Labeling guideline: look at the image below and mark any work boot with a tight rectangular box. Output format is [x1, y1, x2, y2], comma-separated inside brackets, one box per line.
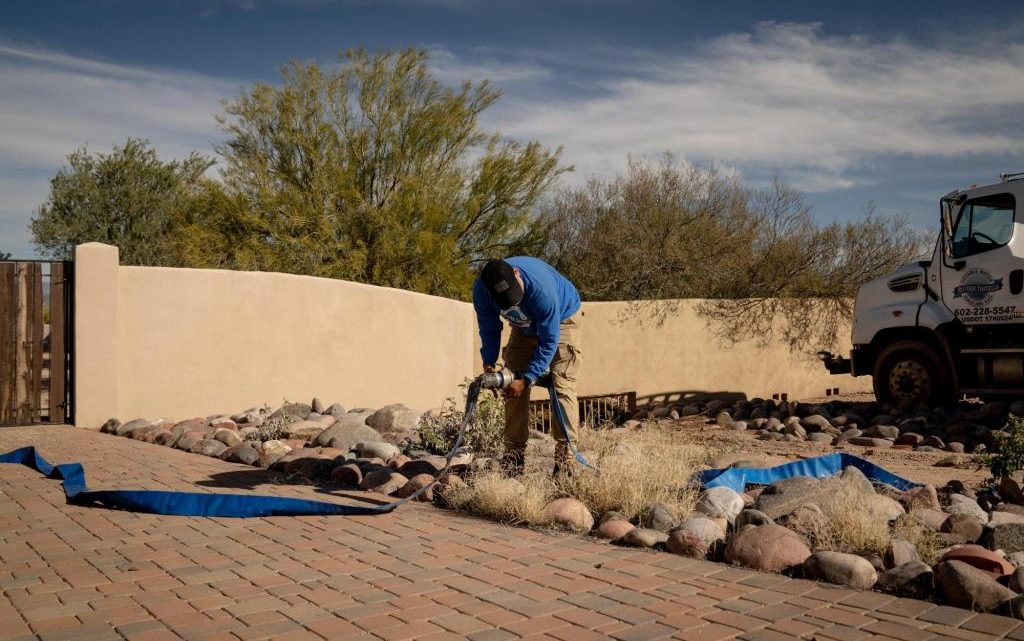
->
[499, 450, 525, 477]
[552, 441, 574, 479]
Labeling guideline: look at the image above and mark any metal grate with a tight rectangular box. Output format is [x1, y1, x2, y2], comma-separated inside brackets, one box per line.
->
[529, 391, 636, 432]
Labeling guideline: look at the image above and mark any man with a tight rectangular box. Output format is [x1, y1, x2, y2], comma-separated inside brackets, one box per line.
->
[473, 257, 582, 476]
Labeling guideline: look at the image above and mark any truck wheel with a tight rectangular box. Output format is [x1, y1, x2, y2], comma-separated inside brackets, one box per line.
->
[873, 340, 951, 406]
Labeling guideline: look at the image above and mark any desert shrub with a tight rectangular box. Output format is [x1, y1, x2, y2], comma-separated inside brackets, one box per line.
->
[443, 472, 551, 525]
[246, 423, 282, 442]
[416, 385, 505, 457]
[445, 426, 715, 527]
[556, 428, 711, 522]
[976, 415, 1024, 479]
[800, 483, 892, 556]
[892, 515, 942, 565]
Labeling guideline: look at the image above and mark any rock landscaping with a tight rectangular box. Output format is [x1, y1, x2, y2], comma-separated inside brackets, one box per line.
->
[98, 393, 1024, 620]
[98, 399, 471, 505]
[642, 396, 1024, 456]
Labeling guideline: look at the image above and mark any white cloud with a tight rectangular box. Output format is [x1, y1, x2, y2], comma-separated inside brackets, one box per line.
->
[5, 23, 1024, 253]
[427, 47, 553, 85]
[0, 42, 235, 255]
[488, 23, 1024, 191]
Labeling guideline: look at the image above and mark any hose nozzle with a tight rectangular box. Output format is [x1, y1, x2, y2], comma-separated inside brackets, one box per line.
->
[479, 367, 516, 389]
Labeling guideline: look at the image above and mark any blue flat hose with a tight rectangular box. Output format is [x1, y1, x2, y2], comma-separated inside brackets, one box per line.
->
[697, 451, 922, 493]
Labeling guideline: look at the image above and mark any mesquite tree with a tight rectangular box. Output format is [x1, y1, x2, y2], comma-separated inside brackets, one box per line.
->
[204, 47, 565, 298]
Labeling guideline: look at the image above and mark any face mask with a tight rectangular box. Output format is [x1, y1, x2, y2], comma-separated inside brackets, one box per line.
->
[500, 305, 532, 328]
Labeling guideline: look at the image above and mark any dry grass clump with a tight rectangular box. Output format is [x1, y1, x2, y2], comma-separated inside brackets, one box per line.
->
[442, 472, 550, 525]
[799, 482, 941, 562]
[893, 515, 942, 564]
[557, 427, 714, 522]
[801, 483, 893, 556]
[445, 426, 718, 528]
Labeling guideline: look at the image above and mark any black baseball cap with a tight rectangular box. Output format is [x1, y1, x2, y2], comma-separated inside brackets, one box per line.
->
[480, 259, 524, 310]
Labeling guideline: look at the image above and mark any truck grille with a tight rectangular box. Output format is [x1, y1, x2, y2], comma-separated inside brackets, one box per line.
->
[887, 273, 921, 292]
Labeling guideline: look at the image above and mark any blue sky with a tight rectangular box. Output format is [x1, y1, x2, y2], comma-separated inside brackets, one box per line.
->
[3, 0, 1024, 257]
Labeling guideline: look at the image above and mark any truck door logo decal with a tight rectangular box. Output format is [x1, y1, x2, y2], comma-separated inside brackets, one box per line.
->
[954, 267, 1003, 306]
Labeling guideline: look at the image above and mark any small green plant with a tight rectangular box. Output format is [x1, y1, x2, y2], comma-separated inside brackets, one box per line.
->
[976, 415, 1024, 478]
[416, 382, 505, 457]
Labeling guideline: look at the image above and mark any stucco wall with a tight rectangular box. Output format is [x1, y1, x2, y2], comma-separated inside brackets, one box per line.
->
[573, 301, 869, 405]
[73, 243, 869, 427]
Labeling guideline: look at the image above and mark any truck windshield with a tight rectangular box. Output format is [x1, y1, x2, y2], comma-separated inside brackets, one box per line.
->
[950, 193, 1015, 258]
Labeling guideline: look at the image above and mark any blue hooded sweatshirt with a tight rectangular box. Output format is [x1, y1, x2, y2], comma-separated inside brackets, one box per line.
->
[473, 256, 581, 384]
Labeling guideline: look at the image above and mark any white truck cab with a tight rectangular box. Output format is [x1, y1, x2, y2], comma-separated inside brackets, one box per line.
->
[821, 173, 1024, 405]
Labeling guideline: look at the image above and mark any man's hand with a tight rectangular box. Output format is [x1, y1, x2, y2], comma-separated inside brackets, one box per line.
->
[505, 379, 528, 398]
[484, 364, 496, 373]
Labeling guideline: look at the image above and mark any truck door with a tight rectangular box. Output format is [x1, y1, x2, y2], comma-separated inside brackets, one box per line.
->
[939, 190, 1021, 325]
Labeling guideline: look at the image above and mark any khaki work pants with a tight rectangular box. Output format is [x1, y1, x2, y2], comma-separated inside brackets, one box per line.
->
[501, 316, 581, 454]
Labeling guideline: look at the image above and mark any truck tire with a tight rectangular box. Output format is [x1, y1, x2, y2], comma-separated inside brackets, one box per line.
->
[872, 340, 952, 406]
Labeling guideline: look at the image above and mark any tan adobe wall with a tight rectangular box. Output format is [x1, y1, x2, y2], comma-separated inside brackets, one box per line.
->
[573, 301, 870, 406]
[73, 243, 869, 427]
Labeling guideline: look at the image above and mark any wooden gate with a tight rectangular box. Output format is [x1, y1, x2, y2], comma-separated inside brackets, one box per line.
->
[0, 261, 72, 426]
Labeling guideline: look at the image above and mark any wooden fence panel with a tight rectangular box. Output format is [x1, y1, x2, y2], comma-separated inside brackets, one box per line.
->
[49, 262, 66, 422]
[15, 264, 29, 423]
[30, 264, 44, 423]
[0, 263, 15, 424]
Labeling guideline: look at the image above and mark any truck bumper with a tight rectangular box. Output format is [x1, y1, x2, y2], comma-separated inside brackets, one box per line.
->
[818, 350, 853, 375]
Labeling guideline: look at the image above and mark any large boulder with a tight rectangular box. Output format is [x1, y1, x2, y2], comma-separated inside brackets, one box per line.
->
[695, 487, 745, 523]
[596, 520, 635, 540]
[268, 402, 312, 421]
[735, 509, 772, 529]
[619, 528, 668, 548]
[219, 442, 259, 466]
[878, 561, 933, 599]
[194, 439, 228, 458]
[358, 470, 407, 494]
[116, 418, 152, 438]
[980, 523, 1024, 554]
[153, 431, 178, 447]
[884, 538, 920, 568]
[802, 551, 878, 590]
[139, 427, 168, 443]
[365, 404, 422, 443]
[666, 517, 725, 558]
[725, 524, 812, 572]
[258, 440, 292, 467]
[214, 428, 243, 448]
[313, 415, 381, 451]
[910, 508, 949, 531]
[170, 418, 207, 441]
[947, 494, 990, 524]
[394, 474, 436, 501]
[398, 457, 447, 478]
[543, 498, 594, 533]
[356, 441, 401, 462]
[642, 504, 680, 532]
[839, 466, 875, 494]
[130, 425, 164, 442]
[754, 477, 829, 520]
[174, 431, 206, 452]
[942, 514, 984, 544]
[864, 494, 906, 522]
[282, 420, 332, 440]
[934, 560, 1017, 612]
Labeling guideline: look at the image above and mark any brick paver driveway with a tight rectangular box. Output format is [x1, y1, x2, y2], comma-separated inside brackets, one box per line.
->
[1, 426, 1021, 641]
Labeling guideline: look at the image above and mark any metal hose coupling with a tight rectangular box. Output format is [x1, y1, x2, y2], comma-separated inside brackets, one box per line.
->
[479, 367, 516, 389]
